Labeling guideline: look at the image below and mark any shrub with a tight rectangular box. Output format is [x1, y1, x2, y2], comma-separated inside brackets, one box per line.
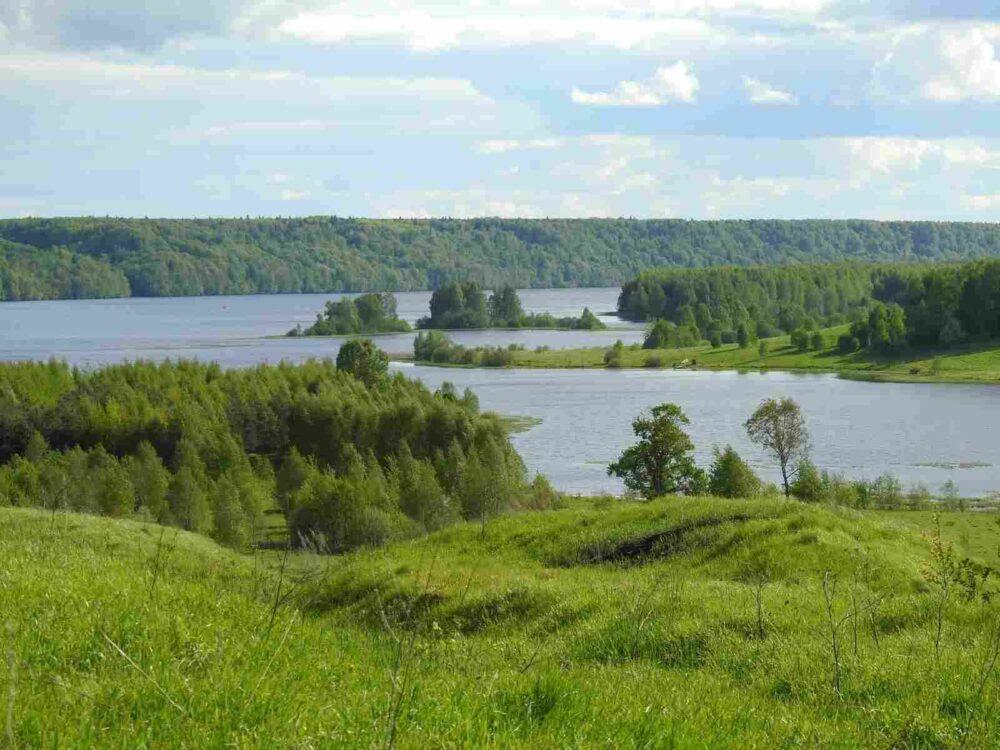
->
[336, 338, 389, 385]
[870, 474, 904, 508]
[837, 334, 860, 354]
[790, 459, 824, 502]
[790, 328, 811, 352]
[708, 446, 761, 498]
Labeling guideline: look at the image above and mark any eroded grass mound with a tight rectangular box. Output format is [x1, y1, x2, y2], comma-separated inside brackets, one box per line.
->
[2, 500, 999, 748]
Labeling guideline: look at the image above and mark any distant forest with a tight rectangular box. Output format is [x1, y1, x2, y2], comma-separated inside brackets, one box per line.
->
[1, 216, 999, 301]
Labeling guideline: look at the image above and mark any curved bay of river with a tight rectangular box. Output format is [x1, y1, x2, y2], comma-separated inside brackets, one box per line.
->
[1, 289, 997, 496]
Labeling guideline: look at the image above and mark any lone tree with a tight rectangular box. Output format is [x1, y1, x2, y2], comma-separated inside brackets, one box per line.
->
[744, 398, 809, 497]
[336, 338, 388, 386]
[608, 403, 704, 499]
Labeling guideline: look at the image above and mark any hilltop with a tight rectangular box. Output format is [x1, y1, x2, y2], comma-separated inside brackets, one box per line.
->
[3, 498, 999, 747]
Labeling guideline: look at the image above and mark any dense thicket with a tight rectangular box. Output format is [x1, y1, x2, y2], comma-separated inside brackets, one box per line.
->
[857, 258, 1000, 350]
[621, 263, 884, 341]
[289, 292, 410, 336]
[1, 217, 999, 300]
[419, 281, 605, 330]
[0, 359, 526, 551]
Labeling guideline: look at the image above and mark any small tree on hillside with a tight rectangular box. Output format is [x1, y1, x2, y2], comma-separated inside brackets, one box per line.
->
[708, 446, 761, 498]
[744, 398, 810, 498]
[336, 338, 389, 386]
[608, 403, 704, 499]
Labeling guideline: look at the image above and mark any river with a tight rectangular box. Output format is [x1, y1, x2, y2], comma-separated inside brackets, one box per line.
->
[1, 289, 997, 496]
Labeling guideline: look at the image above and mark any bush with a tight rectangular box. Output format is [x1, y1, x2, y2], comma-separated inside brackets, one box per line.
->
[810, 332, 824, 350]
[336, 338, 389, 386]
[604, 340, 626, 368]
[643, 354, 665, 368]
[708, 446, 761, 498]
[791, 459, 824, 502]
[837, 334, 860, 354]
[790, 328, 811, 352]
[870, 474, 904, 508]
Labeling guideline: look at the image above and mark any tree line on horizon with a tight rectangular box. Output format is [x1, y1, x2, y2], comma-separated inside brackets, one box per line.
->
[2, 216, 1000, 301]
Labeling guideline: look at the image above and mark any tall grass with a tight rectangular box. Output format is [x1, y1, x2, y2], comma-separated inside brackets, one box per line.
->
[2, 499, 999, 747]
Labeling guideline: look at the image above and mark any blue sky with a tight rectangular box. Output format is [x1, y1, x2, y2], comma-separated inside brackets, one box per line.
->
[1, 1, 998, 219]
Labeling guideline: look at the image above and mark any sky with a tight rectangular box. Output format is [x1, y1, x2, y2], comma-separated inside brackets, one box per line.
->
[1, 1, 999, 220]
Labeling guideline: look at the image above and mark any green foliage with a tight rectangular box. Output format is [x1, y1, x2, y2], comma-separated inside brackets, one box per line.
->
[0, 359, 522, 552]
[850, 301, 907, 353]
[603, 340, 625, 368]
[790, 459, 824, 502]
[790, 328, 812, 351]
[621, 264, 879, 335]
[419, 283, 605, 331]
[488, 284, 525, 326]
[413, 331, 514, 367]
[335, 338, 389, 386]
[643, 319, 701, 349]
[4, 217, 1000, 300]
[838, 333, 861, 353]
[608, 403, 704, 499]
[292, 292, 410, 336]
[745, 398, 810, 498]
[708, 446, 761, 498]
[421, 281, 490, 328]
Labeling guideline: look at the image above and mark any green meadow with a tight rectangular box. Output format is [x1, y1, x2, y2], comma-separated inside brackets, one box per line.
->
[4, 498, 1000, 748]
[492, 327, 1000, 384]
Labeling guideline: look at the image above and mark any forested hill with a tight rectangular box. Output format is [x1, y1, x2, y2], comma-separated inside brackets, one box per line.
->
[1, 216, 999, 301]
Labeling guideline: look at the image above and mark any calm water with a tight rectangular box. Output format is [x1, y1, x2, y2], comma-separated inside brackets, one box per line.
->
[0, 288, 640, 366]
[1, 289, 998, 496]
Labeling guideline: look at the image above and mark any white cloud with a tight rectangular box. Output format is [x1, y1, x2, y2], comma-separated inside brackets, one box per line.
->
[843, 137, 1000, 174]
[742, 75, 798, 105]
[476, 138, 564, 154]
[844, 137, 936, 173]
[870, 23, 1000, 102]
[275, 10, 724, 51]
[963, 193, 1000, 210]
[0, 55, 490, 103]
[572, 62, 699, 106]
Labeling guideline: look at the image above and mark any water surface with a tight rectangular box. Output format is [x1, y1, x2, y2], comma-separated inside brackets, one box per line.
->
[1, 290, 997, 496]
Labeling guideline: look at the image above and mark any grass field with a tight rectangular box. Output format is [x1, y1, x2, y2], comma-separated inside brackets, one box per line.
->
[491, 327, 1000, 384]
[3, 499, 1000, 748]
[879, 509, 1000, 568]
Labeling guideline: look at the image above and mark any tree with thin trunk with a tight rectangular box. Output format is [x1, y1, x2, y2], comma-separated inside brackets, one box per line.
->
[744, 398, 809, 497]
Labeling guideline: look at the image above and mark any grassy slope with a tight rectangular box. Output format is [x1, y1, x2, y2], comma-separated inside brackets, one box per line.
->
[4, 500, 1000, 748]
[879, 509, 1000, 568]
[500, 327, 1000, 384]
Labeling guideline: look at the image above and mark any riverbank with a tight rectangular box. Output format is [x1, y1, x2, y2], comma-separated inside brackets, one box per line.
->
[399, 328, 1000, 385]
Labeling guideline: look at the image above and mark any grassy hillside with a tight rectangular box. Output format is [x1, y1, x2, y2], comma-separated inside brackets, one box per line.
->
[4, 499, 1000, 747]
[2, 217, 1000, 300]
[490, 326, 1000, 384]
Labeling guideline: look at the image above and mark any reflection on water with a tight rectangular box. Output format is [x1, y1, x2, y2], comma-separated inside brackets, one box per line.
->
[1, 289, 998, 496]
